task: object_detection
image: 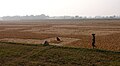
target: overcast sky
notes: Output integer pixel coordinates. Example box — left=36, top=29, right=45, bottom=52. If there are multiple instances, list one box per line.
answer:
left=0, top=0, right=120, bottom=17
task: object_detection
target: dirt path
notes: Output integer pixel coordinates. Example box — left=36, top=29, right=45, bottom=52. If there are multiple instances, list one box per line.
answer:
left=0, top=37, right=81, bottom=46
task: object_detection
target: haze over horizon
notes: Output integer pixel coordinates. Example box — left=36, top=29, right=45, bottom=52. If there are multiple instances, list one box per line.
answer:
left=0, top=0, right=120, bottom=17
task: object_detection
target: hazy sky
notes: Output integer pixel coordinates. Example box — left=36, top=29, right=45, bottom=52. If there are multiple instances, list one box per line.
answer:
left=0, top=0, right=120, bottom=17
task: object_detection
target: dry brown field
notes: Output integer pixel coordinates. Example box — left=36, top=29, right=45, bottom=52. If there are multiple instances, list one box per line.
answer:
left=0, top=19, right=120, bottom=51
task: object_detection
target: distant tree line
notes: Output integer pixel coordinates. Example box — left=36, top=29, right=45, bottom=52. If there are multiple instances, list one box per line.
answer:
left=2, top=14, right=49, bottom=20
left=1, top=14, right=120, bottom=20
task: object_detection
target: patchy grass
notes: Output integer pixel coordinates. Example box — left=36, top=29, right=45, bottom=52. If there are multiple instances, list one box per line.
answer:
left=0, top=41, right=42, bottom=46
left=0, top=42, right=120, bottom=66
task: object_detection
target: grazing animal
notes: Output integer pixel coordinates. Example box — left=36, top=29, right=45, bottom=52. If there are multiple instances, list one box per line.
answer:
left=43, top=41, right=49, bottom=46
left=56, top=37, right=61, bottom=41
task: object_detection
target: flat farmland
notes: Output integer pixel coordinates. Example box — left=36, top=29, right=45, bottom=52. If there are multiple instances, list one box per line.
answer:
left=0, top=19, right=120, bottom=51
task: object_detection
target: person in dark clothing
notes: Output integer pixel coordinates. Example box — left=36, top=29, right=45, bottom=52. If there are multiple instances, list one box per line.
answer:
left=92, top=34, right=96, bottom=49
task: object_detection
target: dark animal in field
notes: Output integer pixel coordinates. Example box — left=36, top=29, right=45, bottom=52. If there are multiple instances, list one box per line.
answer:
left=56, top=37, right=61, bottom=41
left=43, top=41, right=49, bottom=46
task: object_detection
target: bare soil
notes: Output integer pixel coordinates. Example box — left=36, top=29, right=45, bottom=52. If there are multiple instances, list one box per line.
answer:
left=0, top=19, right=120, bottom=51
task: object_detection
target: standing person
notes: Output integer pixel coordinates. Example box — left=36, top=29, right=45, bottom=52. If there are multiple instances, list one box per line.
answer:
left=92, top=34, right=96, bottom=49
